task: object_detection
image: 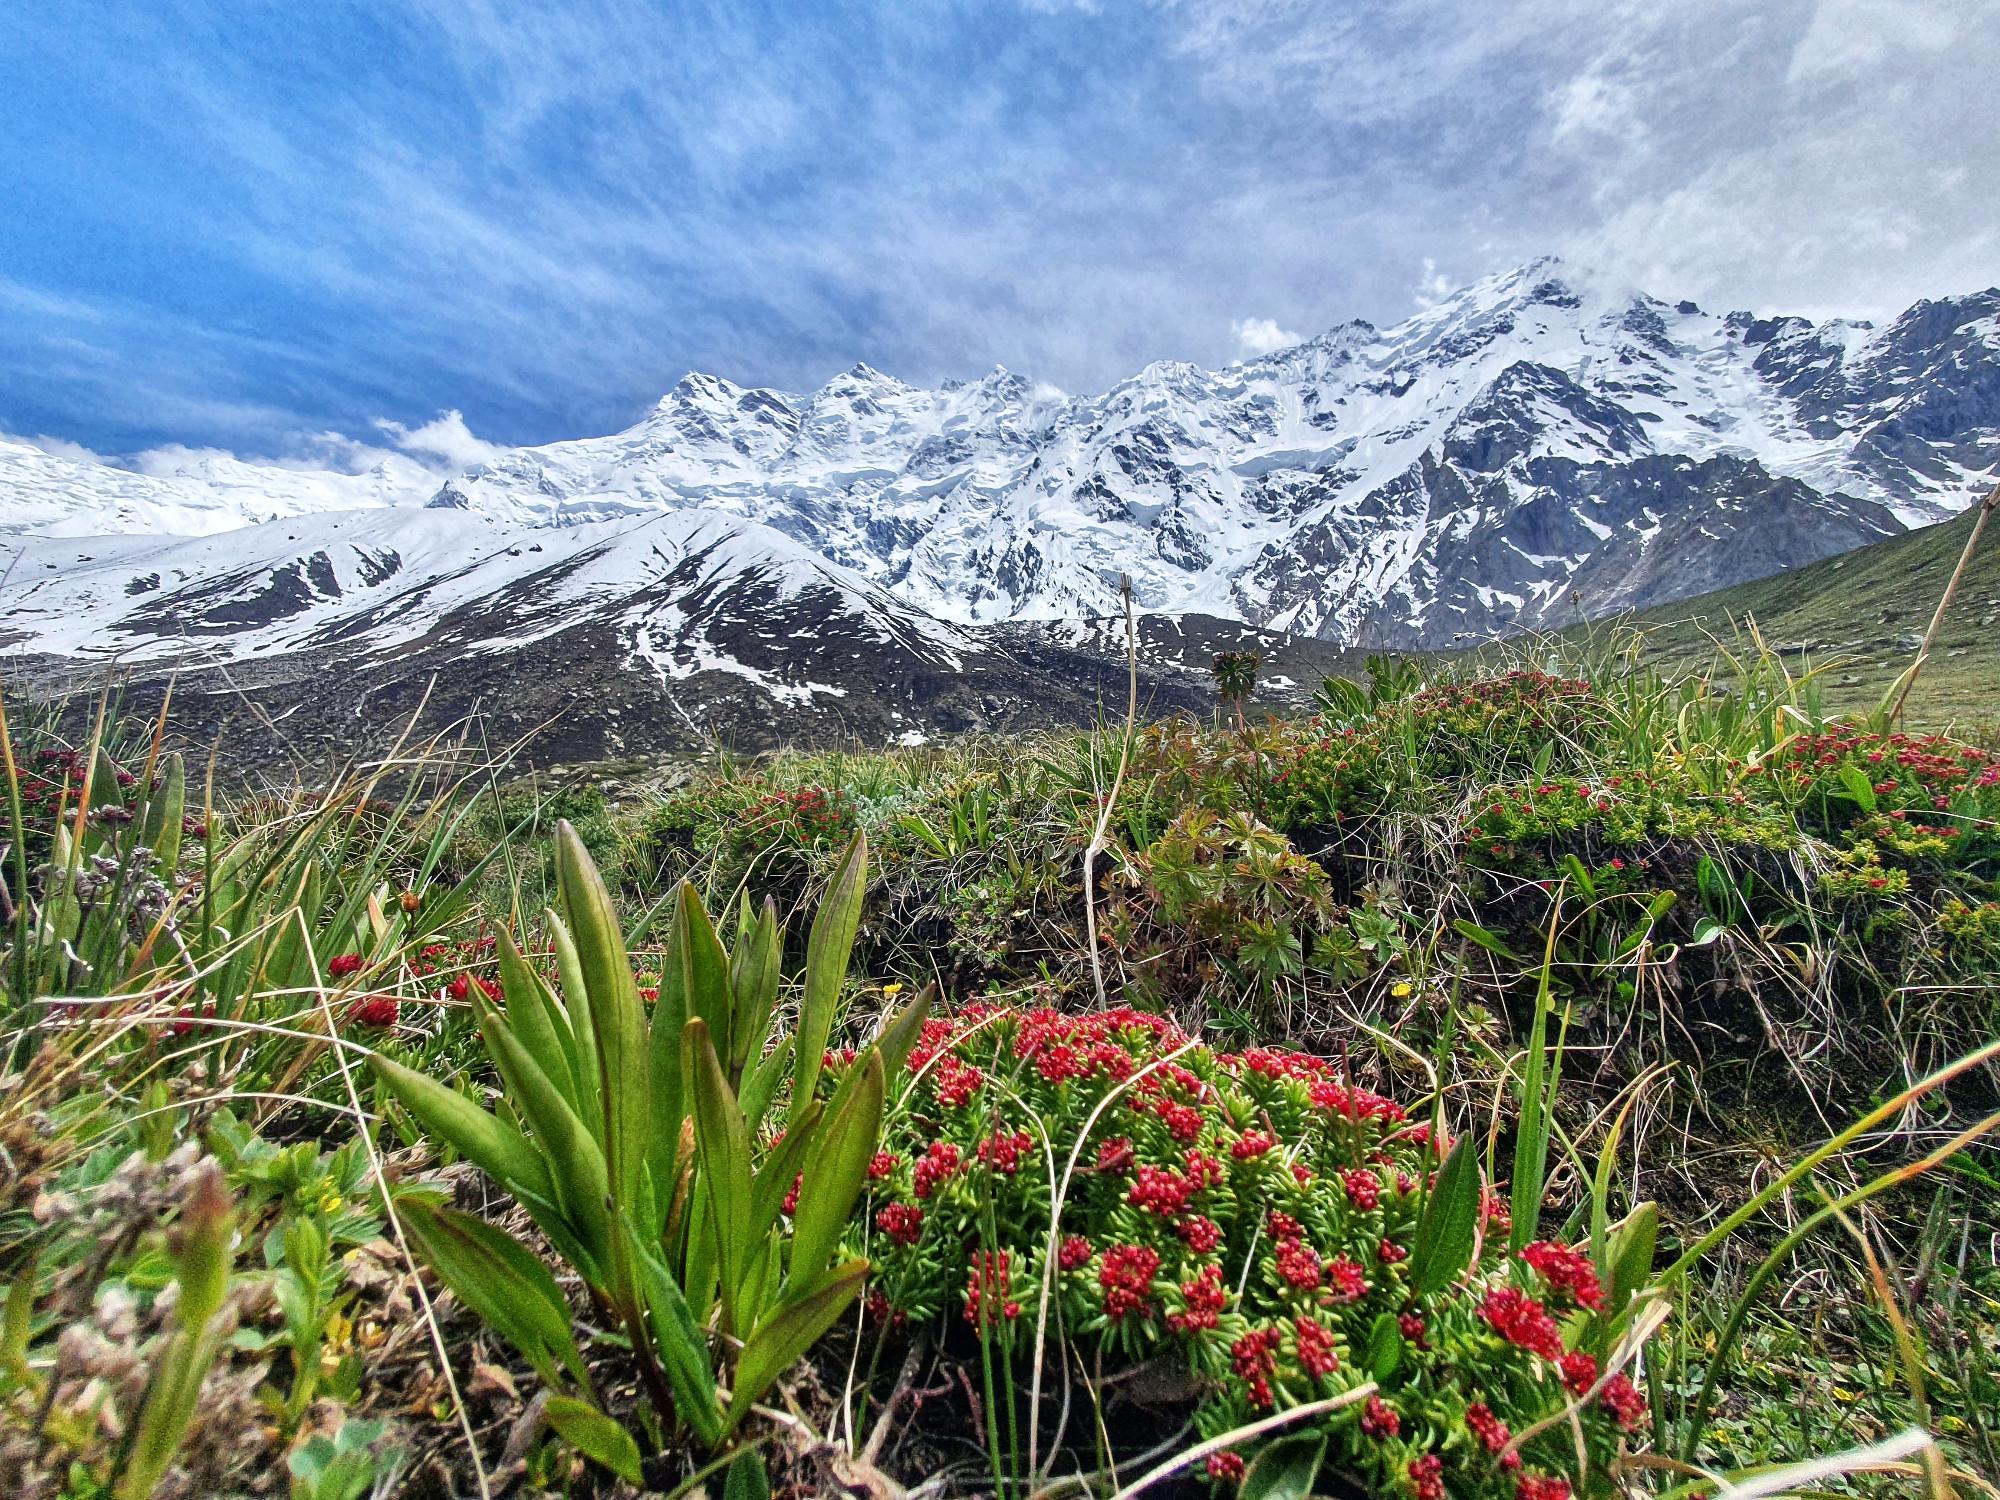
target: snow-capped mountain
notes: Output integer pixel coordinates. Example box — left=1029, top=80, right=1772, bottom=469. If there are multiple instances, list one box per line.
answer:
left=0, top=435, right=435, bottom=536
left=2, top=257, right=1994, bottom=757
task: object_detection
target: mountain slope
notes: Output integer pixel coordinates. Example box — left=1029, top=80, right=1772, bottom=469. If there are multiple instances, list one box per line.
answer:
left=1586, top=497, right=2000, bottom=724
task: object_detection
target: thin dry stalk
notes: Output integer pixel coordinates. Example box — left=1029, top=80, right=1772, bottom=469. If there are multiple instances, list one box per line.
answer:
left=1083, top=575, right=1138, bottom=1009
left=1888, top=479, right=1999, bottom=724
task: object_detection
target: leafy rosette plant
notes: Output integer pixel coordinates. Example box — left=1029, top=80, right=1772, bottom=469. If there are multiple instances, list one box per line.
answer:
left=371, top=824, right=926, bottom=1486
left=854, top=1006, right=1657, bottom=1499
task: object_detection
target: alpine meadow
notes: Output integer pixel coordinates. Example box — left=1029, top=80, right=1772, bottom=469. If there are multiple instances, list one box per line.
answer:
left=1, top=4, right=1998, bottom=1500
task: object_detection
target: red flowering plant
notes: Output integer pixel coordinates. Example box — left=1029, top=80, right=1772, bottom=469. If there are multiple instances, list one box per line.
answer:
left=846, top=1004, right=1657, bottom=1497
left=1759, top=729, right=2000, bottom=874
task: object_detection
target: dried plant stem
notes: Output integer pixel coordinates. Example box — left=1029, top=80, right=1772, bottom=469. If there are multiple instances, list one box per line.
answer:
left=1887, top=479, right=1998, bottom=724
left=1083, top=575, right=1138, bottom=1009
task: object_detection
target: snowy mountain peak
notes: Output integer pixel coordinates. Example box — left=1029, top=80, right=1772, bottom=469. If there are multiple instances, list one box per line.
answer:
left=5, top=260, right=1996, bottom=680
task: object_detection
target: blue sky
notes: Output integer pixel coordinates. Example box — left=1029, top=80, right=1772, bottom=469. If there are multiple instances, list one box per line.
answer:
left=1, top=0, right=1993, bottom=465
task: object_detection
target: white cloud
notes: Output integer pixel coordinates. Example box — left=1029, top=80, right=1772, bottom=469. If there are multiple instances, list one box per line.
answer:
left=1413, top=258, right=1455, bottom=311
left=1231, top=316, right=1304, bottom=357
left=372, top=409, right=509, bottom=469
left=6, top=431, right=110, bottom=464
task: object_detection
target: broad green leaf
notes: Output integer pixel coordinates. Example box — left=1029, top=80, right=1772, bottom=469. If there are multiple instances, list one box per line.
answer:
left=725, top=1450, right=772, bottom=1500
left=1410, top=1132, right=1481, bottom=1295
left=545, top=910, right=602, bottom=1135
left=396, top=1196, right=586, bottom=1389
left=1453, top=918, right=1522, bottom=963
left=497, top=928, right=578, bottom=1112
left=791, top=830, right=868, bottom=1108
left=476, top=998, right=613, bottom=1274
left=618, top=1213, right=723, bottom=1446
left=677, top=884, right=735, bottom=1079
left=723, top=1259, right=868, bottom=1431
left=685, top=1018, right=753, bottom=1334
left=368, top=1054, right=553, bottom=1208
left=748, top=1101, right=822, bottom=1242
left=1240, top=1433, right=1326, bottom=1500
left=1608, top=1201, right=1659, bottom=1310
left=741, top=1037, right=794, bottom=1137
left=1510, top=921, right=1562, bottom=1251
left=872, top=987, right=934, bottom=1097
left=728, top=899, right=782, bottom=1084
left=1836, top=762, right=1878, bottom=814
left=545, top=1397, right=642, bottom=1485
left=139, top=752, right=185, bottom=875
left=786, top=1051, right=883, bottom=1295
left=645, top=896, right=690, bottom=1231
left=1365, top=1310, right=1404, bottom=1381
left=555, top=822, right=649, bottom=1215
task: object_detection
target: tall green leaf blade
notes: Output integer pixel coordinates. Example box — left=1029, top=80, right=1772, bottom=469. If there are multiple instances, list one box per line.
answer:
left=618, top=1214, right=724, bottom=1446
left=644, top=890, right=690, bottom=1233
left=871, top=988, right=933, bottom=1097
left=139, top=752, right=185, bottom=875
left=397, top=1196, right=587, bottom=1389
left=728, top=898, right=782, bottom=1083
left=790, top=830, right=868, bottom=1108
left=545, top=910, right=602, bottom=1138
left=785, top=1051, right=882, bottom=1295
left=677, top=885, right=735, bottom=1082
left=725, top=1451, right=772, bottom=1500
left=685, top=1018, right=753, bottom=1333
left=1410, top=1132, right=1481, bottom=1295
left=556, top=822, right=650, bottom=1218
left=722, top=1259, right=868, bottom=1432
left=477, top=998, right=613, bottom=1275
left=497, top=928, right=578, bottom=1112
left=544, top=1397, right=642, bottom=1485
left=749, top=1101, right=822, bottom=1241
left=369, top=1054, right=553, bottom=1208
left=741, top=1036, right=794, bottom=1138
left=1510, top=918, right=1562, bottom=1250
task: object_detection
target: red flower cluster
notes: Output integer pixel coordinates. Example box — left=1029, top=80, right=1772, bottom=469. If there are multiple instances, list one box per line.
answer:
left=1230, top=1327, right=1282, bottom=1408
left=1522, top=1241, right=1605, bottom=1311
left=1100, top=1244, right=1161, bottom=1322
left=1178, top=1214, right=1222, bottom=1253
left=1231, top=1129, right=1276, bottom=1160
left=1465, top=1401, right=1518, bottom=1467
left=1342, top=1167, right=1382, bottom=1210
left=345, top=994, right=400, bottom=1030
left=914, top=1141, right=960, bottom=1199
left=1480, top=1285, right=1565, bottom=1361
left=1205, top=1453, right=1245, bottom=1484
left=964, top=1250, right=1020, bottom=1327
left=933, top=1056, right=984, bottom=1108
left=1293, top=1315, right=1339, bottom=1377
left=1362, top=1394, right=1400, bottom=1437
left=876, top=1202, right=923, bottom=1246
left=977, top=1129, right=1033, bottom=1175
left=1130, top=1164, right=1196, bottom=1216
left=1168, top=1264, right=1226, bottom=1333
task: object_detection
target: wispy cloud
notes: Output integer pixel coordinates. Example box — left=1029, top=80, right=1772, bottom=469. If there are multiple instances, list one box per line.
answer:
left=1231, top=317, right=1304, bottom=357
left=0, top=0, right=1993, bottom=461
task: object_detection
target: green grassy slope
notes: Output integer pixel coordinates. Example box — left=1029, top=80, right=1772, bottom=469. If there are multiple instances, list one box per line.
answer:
left=1585, top=497, right=1999, bottom=727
